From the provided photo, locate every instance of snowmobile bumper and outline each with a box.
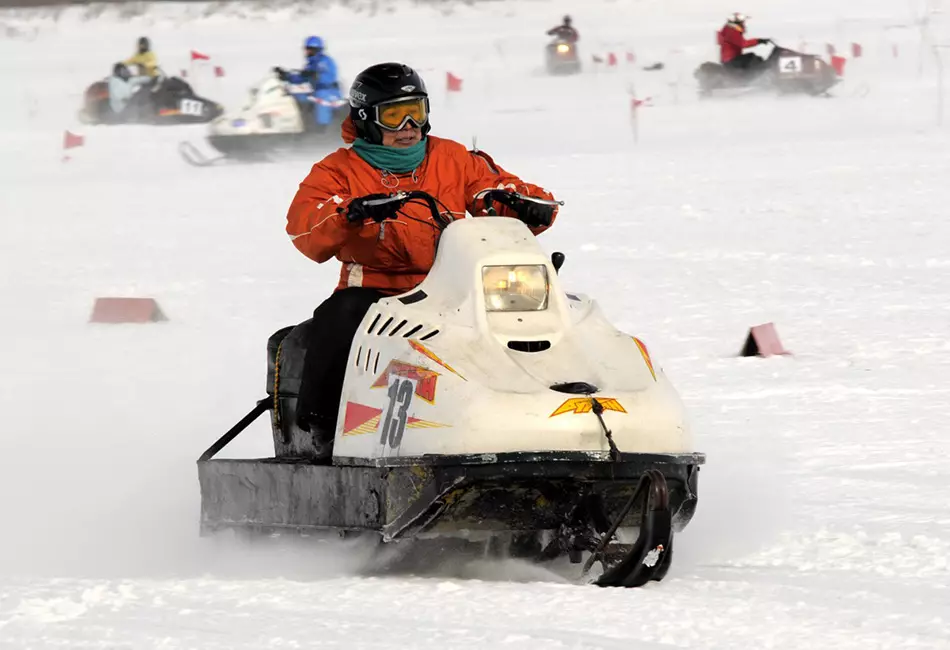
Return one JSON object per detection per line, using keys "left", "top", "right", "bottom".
{"left": 198, "top": 450, "right": 702, "bottom": 540}
{"left": 197, "top": 401, "right": 703, "bottom": 541}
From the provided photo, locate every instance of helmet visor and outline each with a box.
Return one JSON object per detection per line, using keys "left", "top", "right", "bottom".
{"left": 375, "top": 97, "right": 428, "bottom": 131}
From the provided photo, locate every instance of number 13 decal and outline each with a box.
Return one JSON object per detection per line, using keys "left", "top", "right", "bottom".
{"left": 380, "top": 376, "right": 415, "bottom": 449}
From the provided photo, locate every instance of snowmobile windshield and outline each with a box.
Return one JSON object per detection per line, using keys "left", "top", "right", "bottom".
{"left": 375, "top": 97, "right": 428, "bottom": 131}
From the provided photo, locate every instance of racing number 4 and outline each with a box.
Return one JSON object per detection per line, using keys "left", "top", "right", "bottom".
{"left": 779, "top": 56, "right": 802, "bottom": 74}
{"left": 381, "top": 377, "right": 415, "bottom": 449}
{"left": 179, "top": 99, "right": 204, "bottom": 116}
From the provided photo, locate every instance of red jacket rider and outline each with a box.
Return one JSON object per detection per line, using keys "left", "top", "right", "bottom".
{"left": 718, "top": 13, "right": 767, "bottom": 63}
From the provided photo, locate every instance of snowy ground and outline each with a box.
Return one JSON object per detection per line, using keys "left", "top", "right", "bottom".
{"left": 1, "top": 0, "right": 949, "bottom": 647}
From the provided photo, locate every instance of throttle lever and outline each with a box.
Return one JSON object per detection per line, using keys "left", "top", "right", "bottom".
{"left": 362, "top": 192, "right": 408, "bottom": 208}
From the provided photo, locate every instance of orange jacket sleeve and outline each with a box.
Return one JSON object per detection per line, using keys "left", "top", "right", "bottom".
{"left": 463, "top": 149, "right": 559, "bottom": 235}
{"left": 286, "top": 156, "right": 360, "bottom": 263}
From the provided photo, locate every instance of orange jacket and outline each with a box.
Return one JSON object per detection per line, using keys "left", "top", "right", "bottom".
{"left": 286, "top": 119, "right": 558, "bottom": 295}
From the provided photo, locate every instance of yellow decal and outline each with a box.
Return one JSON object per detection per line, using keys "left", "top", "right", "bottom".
{"left": 550, "top": 397, "right": 627, "bottom": 417}
{"left": 633, "top": 337, "right": 657, "bottom": 381}
{"left": 408, "top": 339, "right": 466, "bottom": 380}
{"left": 406, "top": 417, "right": 451, "bottom": 429}
{"left": 342, "top": 402, "right": 383, "bottom": 436}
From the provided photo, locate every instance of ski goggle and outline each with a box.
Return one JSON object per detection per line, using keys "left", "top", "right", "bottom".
{"left": 374, "top": 96, "right": 429, "bottom": 131}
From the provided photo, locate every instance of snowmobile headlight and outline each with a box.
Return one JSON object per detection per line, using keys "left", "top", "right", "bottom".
{"left": 482, "top": 265, "right": 549, "bottom": 312}
{"left": 556, "top": 43, "right": 571, "bottom": 53}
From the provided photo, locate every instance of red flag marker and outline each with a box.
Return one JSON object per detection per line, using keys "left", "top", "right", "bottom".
{"left": 830, "top": 55, "right": 847, "bottom": 77}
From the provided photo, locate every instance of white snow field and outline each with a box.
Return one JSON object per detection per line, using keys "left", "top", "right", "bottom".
{"left": 1, "top": 0, "right": 949, "bottom": 647}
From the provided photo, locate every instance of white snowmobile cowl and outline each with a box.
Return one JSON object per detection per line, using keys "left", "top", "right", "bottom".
{"left": 334, "top": 217, "right": 693, "bottom": 460}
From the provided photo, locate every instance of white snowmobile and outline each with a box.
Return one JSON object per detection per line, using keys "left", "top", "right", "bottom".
{"left": 197, "top": 190, "right": 705, "bottom": 588}
{"left": 178, "top": 73, "right": 348, "bottom": 167}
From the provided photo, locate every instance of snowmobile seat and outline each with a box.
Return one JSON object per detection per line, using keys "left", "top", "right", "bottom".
{"left": 265, "top": 322, "right": 323, "bottom": 459}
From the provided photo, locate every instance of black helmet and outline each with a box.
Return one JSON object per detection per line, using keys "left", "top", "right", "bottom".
{"left": 563, "top": 14, "right": 572, "bottom": 25}
{"left": 113, "top": 62, "right": 130, "bottom": 79}
{"left": 349, "top": 62, "right": 430, "bottom": 144}
{"left": 138, "top": 36, "right": 150, "bottom": 53}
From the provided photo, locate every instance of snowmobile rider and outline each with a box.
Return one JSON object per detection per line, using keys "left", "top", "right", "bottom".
{"left": 108, "top": 62, "right": 153, "bottom": 120}
{"left": 718, "top": 13, "right": 770, "bottom": 70}
{"left": 124, "top": 36, "right": 159, "bottom": 77}
{"left": 274, "top": 35, "right": 342, "bottom": 130}
{"left": 547, "top": 15, "right": 579, "bottom": 43}
{"left": 286, "top": 62, "right": 559, "bottom": 459}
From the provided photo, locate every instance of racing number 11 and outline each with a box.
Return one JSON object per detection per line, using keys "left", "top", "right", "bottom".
{"left": 179, "top": 99, "right": 204, "bottom": 116}
{"left": 381, "top": 377, "right": 414, "bottom": 449}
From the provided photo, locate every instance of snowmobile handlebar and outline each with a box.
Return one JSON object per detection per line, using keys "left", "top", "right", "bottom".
{"left": 361, "top": 190, "right": 564, "bottom": 229}
{"left": 480, "top": 189, "right": 563, "bottom": 217}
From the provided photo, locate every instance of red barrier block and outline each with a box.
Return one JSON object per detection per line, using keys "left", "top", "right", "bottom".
{"left": 446, "top": 71, "right": 463, "bottom": 92}
{"left": 740, "top": 322, "right": 790, "bottom": 357}
{"left": 90, "top": 297, "right": 166, "bottom": 324}
{"left": 63, "top": 130, "right": 84, "bottom": 150}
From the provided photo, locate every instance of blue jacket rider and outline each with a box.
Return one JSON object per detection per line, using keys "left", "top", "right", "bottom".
{"left": 275, "top": 36, "right": 342, "bottom": 129}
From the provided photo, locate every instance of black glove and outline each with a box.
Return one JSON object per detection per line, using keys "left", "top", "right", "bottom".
{"left": 758, "top": 38, "right": 772, "bottom": 45}
{"left": 346, "top": 194, "right": 401, "bottom": 224}
{"left": 518, "top": 201, "right": 556, "bottom": 227}
{"left": 486, "top": 191, "right": 556, "bottom": 228}
{"left": 273, "top": 66, "right": 288, "bottom": 81}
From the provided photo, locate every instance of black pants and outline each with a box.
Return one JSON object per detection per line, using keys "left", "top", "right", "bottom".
{"left": 296, "top": 287, "right": 385, "bottom": 432}
{"left": 725, "top": 53, "right": 765, "bottom": 72}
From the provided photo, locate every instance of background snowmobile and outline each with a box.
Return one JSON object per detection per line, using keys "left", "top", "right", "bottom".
{"left": 79, "top": 69, "right": 223, "bottom": 125}
{"left": 179, "top": 73, "right": 348, "bottom": 167}
{"left": 545, "top": 38, "right": 582, "bottom": 75}
{"left": 197, "top": 190, "right": 705, "bottom": 588}
{"left": 694, "top": 43, "right": 839, "bottom": 97}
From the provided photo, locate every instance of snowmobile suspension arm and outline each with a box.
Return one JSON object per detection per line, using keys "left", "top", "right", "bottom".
{"left": 198, "top": 398, "right": 271, "bottom": 462}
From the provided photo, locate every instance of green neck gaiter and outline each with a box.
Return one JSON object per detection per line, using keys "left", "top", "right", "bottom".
{"left": 352, "top": 137, "right": 427, "bottom": 174}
